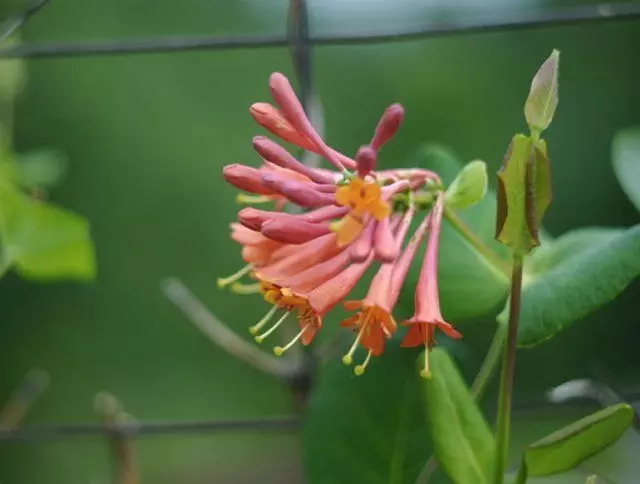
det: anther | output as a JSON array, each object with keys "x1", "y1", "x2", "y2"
[
  {"x1": 354, "y1": 350, "x2": 373, "y2": 376},
  {"x1": 273, "y1": 324, "x2": 310, "y2": 356}
]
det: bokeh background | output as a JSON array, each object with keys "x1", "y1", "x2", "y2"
[{"x1": 0, "y1": 0, "x2": 638, "y2": 483}]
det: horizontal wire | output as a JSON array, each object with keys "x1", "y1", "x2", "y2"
[
  {"x1": 0, "y1": 3, "x2": 639, "y2": 58},
  {"x1": 1, "y1": 392, "x2": 638, "y2": 442},
  {"x1": 0, "y1": 415, "x2": 300, "y2": 442}
]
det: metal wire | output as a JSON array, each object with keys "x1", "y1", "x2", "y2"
[
  {"x1": 0, "y1": 416, "x2": 301, "y2": 442},
  {"x1": 1, "y1": 3, "x2": 640, "y2": 59}
]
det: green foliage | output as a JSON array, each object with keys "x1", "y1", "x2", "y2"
[
  {"x1": 402, "y1": 145, "x2": 509, "y2": 322},
  {"x1": 0, "y1": 36, "x2": 26, "y2": 107},
  {"x1": 495, "y1": 135, "x2": 552, "y2": 255},
  {"x1": 612, "y1": 127, "x2": 640, "y2": 211},
  {"x1": 502, "y1": 224, "x2": 640, "y2": 346},
  {"x1": 524, "y1": 50, "x2": 560, "y2": 134},
  {"x1": 0, "y1": 35, "x2": 94, "y2": 282},
  {"x1": 423, "y1": 348, "x2": 495, "y2": 484},
  {"x1": 302, "y1": 346, "x2": 429, "y2": 484},
  {"x1": 515, "y1": 404, "x2": 634, "y2": 482},
  {"x1": 0, "y1": 181, "x2": 95, "y2": 280},
  {"x1": 445, "y1": 160, "x2": 488, "y2": 209}
]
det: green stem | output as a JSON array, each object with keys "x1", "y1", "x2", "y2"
[
  {"x1": 493, "y1": 254, "x2": 524, "y2": 484},
  {"x1": 417, "y1": 320, "x2": 507, "y2": 484},
  {"x1": 471, "y1": 319, "x2": 507, "y2": 400},
  {"x1": 443, "y1": 206, "x2": 511, "y2": 277}
]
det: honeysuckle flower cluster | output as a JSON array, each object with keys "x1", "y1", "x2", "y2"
[{"x1": 219, "y1": 73, "x2": 461, "y2": 378}]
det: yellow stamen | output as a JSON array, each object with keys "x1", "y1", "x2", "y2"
[
  {"x1": 217, "y1": 264, "x2": 252, "y2": 288},
  {"x1": 420, "y1": 349, "x2": 431, "y2": 379},
  {"x1": 236, "y1": 193, "x2": 272, "y2": 205},
  {"x1": 273, "y1": 324, "x2": 310, "y2": 356},
  {"x1": 342, "y1": 326, "x2": 365, "y2": 365},
  {"x1": 255, "y1": 311, "x2": 289, "y2": 343},
  {"x1": 231, "y1": 282, "x2": 261, "y2": 294},
  {"x1": 354, "y1": 350, "x2": 373, "y2": 376},
  {"x1": 249, "y1": 305, "x2": 278, "y2": 335}
]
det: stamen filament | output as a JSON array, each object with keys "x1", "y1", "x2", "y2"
[
  {"x1": 354, "y1": 350, "x2": 373, "y2": 376},
  {"x1": 249, "y1": 305, "x2": 278, "y2": 335},
  {"x1": 420, "y1": 348, "x2": 431, "y2": 379},
  {"x1": 217, "y1": 264, "x2": 252, "y2": 288},
  {"x1": 255, "y1": 311, "x2": 289, "y2": 343},
  {"x1": 236, "y1": 193, "x2": 272, "y2": 205},
  {"x1": 273, "y1": 324, "x2": 310, "y2": 356},
  {"x1": 231, "y1": 282, "x2": 261, "y2": 294},
  {"x1": 342, "y1": 326, "x2": 365, "y2": 365}
]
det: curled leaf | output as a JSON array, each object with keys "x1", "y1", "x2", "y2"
[{"x1": 525, "y1": 50, "x2": 560, "y2": 134}]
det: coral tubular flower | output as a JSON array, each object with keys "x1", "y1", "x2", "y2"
[
  {"x1": 219, "y1": 71, "x2": 463, "y2": 376},
  {"x1": 401, "y1": 194, "x2": 462, "y2": 379},
  {"x1": 339, "y1": 210, "x2": 415, "y2": 374}
]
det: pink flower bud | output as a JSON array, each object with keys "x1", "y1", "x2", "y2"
[
  {"x1": 249, "y1": 102, "x2": 317, "y2": 151},
  {"x1": 269, "y1": 73, "x2": 349, "y2": 171},
  {"x1": 371, "y1": 104, "x2": 404, "y2": 151},
  {"x1": 252, "y1": 136, "x2": 336, "y2": 184},
  {"x1": 223, "y1": 164, "x2": 273, "y2": 195},
  {"x1": 261, "y1": 219, "x2": 331, "y2": 244},
  {"x1": 301, "y1": 205, "x2": 349, "y2": 223},
  {"x1": 355, "y1": 145, "x2": 377, "y2": 178},
  {"x1": 261, "y1": 174, "x2": 335, "y2": 208}
]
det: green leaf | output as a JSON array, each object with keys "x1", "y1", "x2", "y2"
[
  {"x1": 303, "y1": 346, "x2": 429, "y2": 484},
  {"x1": 517, "y1": 403, "x2": 634, "y2": 479},
  {"x1": 445, "y1": 160, "x2": 488, "y2": 209},
  {"x1": 496, "y1": 134, "x2": 551, "y2": 255},
  {"x1": 401, "y1": 145, "x2": 509, "y2": 322},
  {"x1": 507, "y1": 224, "x2": 640, "y2": 346},
  {"x1": 0, "y1": 182, "x2": 96, "y2": 280},
  {"x1": 524, "y1": 50, "x2": 560, "y2": 134},
  {"x1": 612, "y1": 127, "x2": 640, "y2": 211},
  {"x1": 526, "y1": 227, "x2": 625, "y2": 278},
  {"x1": 423, "y1": 348, "x2": 494, "y2": 484}
]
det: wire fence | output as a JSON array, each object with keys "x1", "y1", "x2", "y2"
[
  {"x1": 1, "y1": 0, "x2": 639, "y2": 463},
  {"x1": 2, "y1": 1, "x2": 640, "y2": 58}
]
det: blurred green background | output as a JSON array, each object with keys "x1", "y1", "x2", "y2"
[{"x1": 0, "y1": 0, "x2": 638, "y2": 482}]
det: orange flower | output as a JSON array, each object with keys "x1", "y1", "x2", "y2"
[{"x1": 400, "y1": 195, "x2": 462, "y2": 378}]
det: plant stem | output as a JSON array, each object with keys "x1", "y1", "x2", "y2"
[
  {"x1": 493, "y1": 254, "x2": 524, "y2": 484},
  {"x1": 471, "y1": 319, "x2": 507, "y2": 400},
  {"x1": 417, "y1": 319, "x2": 507, "y2": 484},
  {"x1": 443, "y1": 206, "x2": 511, "y2": 277}
]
